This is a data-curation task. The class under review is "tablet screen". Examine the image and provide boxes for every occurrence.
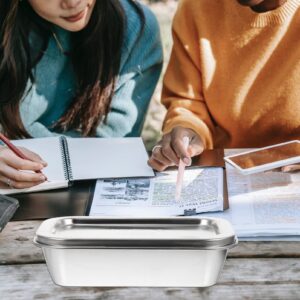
[229,142,300,169]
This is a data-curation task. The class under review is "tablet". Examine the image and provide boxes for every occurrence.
[224,140,300,175]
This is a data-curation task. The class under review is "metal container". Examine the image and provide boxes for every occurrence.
[34,217,237,287]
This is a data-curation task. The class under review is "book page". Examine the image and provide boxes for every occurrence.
[67,137,154,180]
[89,167,224,217]
[199,149,300,238]
[0,137,67,195]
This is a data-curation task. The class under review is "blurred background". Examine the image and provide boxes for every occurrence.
[140,0,178,150]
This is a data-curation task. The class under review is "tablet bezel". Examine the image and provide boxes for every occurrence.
[224,140,300,175]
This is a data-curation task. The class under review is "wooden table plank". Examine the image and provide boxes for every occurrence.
[2,284,300,300]
[0,258,298,284]
[0,263,299,300]
[1,221,300,265]
[0,221,43,264]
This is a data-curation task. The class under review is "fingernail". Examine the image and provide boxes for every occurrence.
[39,175,46,181]
[183,157,191,166]
[282,166,291,172]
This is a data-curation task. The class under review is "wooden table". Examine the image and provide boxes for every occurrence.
[1,221,299,300]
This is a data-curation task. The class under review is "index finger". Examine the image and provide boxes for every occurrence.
[171,129,194,161]
[281,164,300,172]
[19,147,47,166]
[3,152,45,171]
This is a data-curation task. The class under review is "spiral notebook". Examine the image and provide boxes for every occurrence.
[0,137,154,195]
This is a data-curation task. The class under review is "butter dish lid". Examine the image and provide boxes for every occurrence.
[34,217,237,249]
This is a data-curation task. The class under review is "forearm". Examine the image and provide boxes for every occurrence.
[162,97,215,149]
[161,2,215,149]
[25,122,81,138]
[96,63,162,138]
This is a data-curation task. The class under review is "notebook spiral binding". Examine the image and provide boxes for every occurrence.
[59,136,73,181]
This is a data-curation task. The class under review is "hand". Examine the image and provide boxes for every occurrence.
[0,146,47,189]
[148,126,205,171]
[281,164,300,172]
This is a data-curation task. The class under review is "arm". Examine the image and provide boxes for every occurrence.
[95,63,162,138]
[95,5,163,137]
[162,0,215,149]
[148,0,215,171]
[23,122,81,138]
[24,55,162,139]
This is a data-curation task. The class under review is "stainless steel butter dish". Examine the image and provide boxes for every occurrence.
[34,217,237,287]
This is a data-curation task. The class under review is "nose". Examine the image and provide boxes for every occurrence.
[61,0,82,9]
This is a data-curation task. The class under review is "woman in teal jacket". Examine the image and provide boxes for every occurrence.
[0,0,162,189]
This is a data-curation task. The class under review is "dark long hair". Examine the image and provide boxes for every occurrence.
[0,0,144,138]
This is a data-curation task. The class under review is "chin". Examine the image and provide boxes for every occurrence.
[237,0,265,6]
[59,19,89,32]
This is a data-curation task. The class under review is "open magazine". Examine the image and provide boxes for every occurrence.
[88,167,226,216]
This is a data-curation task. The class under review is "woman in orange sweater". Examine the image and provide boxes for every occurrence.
[149,0,300,171]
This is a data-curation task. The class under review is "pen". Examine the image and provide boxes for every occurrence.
[0,132,46,177]
[175,136,190,201]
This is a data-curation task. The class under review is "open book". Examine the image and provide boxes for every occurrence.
[0,137,153,195]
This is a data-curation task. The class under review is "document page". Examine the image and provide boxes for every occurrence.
[67,137,154,180]
[12,138,66,181]
[0,138,68,195]
[200,149,300,238]
[89,167,224,216]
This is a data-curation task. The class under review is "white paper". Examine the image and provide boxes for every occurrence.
[198,149,300,239]
[12,138,66,181]
[89,167,224,217]
[0,138,68,195]
[0,180,69,195]
[67,137,154,180]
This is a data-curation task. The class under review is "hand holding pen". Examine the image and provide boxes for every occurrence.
[148,126,205,172]
[0,133,47,189]
[175,136,189,201]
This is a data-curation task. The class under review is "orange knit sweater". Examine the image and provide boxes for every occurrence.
[162,0,300,149]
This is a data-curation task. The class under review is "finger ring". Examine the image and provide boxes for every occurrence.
[152,145,162,153]
[5,178,12,188]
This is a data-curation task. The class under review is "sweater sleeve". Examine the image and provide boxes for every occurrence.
[161,0,215,149]
[95,4,163,137]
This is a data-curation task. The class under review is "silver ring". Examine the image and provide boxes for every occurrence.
[152,145,162,153]
[5,178,12,188]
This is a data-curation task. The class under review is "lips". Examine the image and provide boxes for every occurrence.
[62,8,87,22]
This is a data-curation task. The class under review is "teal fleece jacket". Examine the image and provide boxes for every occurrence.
[20,0,163,138]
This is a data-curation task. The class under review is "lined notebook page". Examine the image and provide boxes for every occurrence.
[0,137,68,195]
[67,137,154,180]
